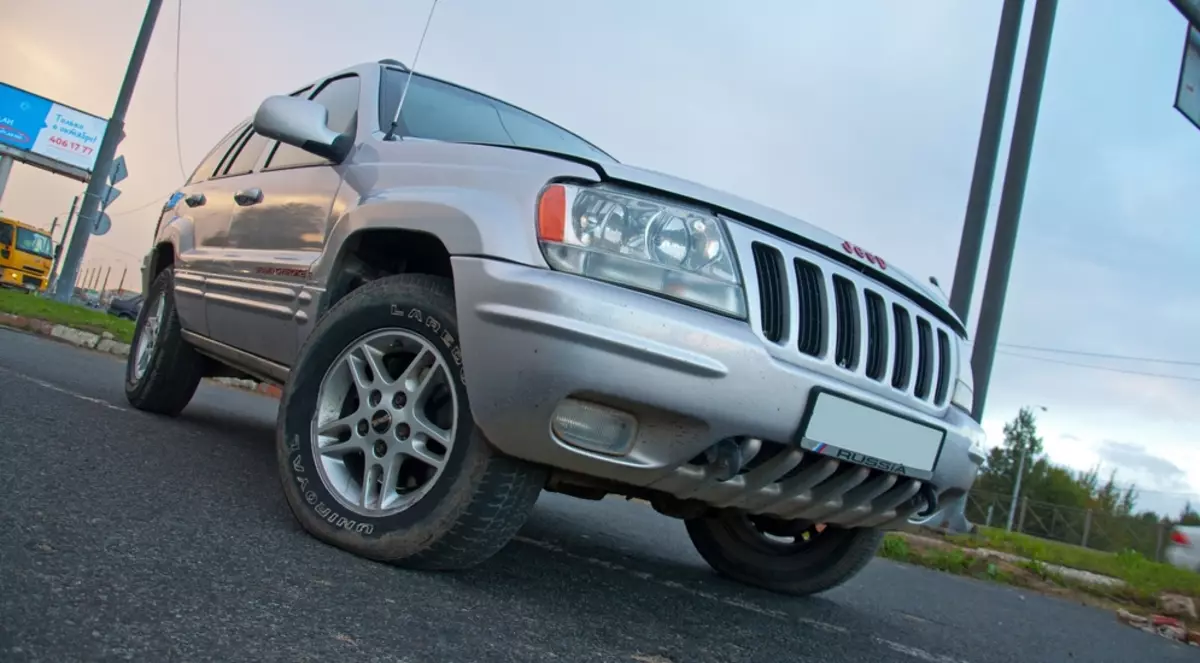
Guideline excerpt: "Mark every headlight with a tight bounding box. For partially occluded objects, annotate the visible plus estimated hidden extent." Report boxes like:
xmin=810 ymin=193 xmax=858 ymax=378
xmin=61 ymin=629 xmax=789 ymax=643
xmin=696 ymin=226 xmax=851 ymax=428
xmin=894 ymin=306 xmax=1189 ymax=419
xmin=536 ymin=183 xmax=746 ymax=318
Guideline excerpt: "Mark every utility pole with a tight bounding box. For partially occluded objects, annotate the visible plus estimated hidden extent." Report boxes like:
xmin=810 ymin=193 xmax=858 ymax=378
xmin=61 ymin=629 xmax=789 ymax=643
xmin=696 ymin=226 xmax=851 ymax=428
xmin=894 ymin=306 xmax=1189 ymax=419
xmin=972 ymin=0 xmax=1059 ymax=418
xmin=1005 ymin=405 xmax=1048 ymax=531
xmin=936 ymin=0 xmax=1027 ymax=536
xmin=51 ymin=0 xmax=163 ymax=302
xmin=0 ymin=155 xmax=13 ymax=208
xmin=47 ymin=195 xmax=79 ymax=291
xmin=49 ymin=216 xmax=59 ymax=236
xmin=101 ymin=266 xmax=112 ymax=297
xmin=949 ymin=0 xmax=1027 ymax=324
xmin=117 ymin=266 xmax=127 ymax=294
xmin=1005 ymin=444 xmax=1029 ymax=532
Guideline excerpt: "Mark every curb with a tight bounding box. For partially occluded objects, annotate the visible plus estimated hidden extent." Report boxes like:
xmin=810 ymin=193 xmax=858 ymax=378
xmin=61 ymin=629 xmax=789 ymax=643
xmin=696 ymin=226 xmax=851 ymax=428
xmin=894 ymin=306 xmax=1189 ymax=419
xmin=0 ymin=312 xmax=282 ymax=400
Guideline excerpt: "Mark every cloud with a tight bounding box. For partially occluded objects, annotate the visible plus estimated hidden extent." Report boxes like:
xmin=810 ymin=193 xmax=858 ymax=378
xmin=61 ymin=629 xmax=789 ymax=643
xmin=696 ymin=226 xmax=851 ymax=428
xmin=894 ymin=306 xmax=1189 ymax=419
xmin=1094 ymin=439 xmax=1191 ymax=492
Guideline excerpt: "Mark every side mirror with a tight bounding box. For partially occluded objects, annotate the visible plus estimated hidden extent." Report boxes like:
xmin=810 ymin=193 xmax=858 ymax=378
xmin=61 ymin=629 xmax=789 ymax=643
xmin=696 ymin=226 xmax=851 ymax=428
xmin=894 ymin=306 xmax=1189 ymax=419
xmin=54 ymin=244 xmax=62 ymax=259
xmin=253 ymin=96 xmax=353 ymax=163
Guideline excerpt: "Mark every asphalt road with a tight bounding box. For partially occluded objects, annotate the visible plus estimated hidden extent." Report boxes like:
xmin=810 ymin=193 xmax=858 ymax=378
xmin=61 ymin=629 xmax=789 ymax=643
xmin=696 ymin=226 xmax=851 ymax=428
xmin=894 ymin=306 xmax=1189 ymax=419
xmin=0 ymin=327 xmax=1191 ymax=663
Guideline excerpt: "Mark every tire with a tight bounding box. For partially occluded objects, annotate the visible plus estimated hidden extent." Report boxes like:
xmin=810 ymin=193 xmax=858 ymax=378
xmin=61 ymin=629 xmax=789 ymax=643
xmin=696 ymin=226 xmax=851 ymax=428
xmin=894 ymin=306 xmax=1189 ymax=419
xmin=685 ymin=511 xmax=884 ymax=596
xmin=276 ymin=274 xmax=547 ymax=571
xmin=124 ymin=267 xmax=205 ymax=416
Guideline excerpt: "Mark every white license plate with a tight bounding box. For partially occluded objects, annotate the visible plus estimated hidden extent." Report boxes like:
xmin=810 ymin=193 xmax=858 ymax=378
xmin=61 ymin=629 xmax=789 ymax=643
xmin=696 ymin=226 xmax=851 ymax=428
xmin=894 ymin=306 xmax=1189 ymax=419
xmin=798 ymin=390 xmax=945 ymax=480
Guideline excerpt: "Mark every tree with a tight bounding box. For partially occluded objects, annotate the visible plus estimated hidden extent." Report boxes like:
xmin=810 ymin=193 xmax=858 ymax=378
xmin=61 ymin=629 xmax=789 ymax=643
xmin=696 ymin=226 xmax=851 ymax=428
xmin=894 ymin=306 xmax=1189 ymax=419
xmin=1180 ymin=502 xmax=1200 ymax=526
xmin=977 ymin=406 xmax=1046 ymax=496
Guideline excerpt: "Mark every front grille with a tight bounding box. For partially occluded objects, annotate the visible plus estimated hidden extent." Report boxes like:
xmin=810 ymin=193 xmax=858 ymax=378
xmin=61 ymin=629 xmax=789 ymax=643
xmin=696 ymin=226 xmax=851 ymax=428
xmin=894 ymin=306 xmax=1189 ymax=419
xmin=21 ymin=266 xmax=45 ymax=276
xmin=748 ymin=236 xmax=956 ymax=409
xmin=21 ymin=275 xmax=42 ymax=288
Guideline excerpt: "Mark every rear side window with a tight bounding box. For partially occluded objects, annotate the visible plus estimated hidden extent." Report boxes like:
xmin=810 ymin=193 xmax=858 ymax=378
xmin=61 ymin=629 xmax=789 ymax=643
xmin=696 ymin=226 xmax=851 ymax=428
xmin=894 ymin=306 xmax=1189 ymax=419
xmin=0 ymin=222 xmax=12 ymax=247
xmin=265 ymin=75 xmax=361 ymax=170
xmin=188 ymin=122 xmax=249 ymax=184
xmin=221 ymin=131 xmax=271 ymax=177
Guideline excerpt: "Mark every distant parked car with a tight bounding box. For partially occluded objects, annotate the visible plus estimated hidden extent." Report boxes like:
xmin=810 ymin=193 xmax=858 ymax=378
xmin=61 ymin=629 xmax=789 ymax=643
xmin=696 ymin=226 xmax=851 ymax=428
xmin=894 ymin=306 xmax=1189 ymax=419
xmin=1165 ymin=525 xmax=1200 ymax=572
xmin=107 ymin=294 xmax=143 ymax=320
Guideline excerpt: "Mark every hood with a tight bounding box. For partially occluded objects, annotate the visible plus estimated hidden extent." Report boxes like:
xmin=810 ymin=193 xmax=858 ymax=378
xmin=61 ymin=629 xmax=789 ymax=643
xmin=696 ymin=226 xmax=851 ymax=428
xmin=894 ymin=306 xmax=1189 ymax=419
xmin=591 ymin=162 xmax=965 ymax=335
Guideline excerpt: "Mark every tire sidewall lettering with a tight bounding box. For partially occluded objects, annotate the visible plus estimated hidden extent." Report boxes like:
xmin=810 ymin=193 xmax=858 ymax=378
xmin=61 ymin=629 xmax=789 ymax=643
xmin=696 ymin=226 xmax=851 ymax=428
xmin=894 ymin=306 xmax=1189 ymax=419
xmin=280 ymin=296 xmax=472 ymax=537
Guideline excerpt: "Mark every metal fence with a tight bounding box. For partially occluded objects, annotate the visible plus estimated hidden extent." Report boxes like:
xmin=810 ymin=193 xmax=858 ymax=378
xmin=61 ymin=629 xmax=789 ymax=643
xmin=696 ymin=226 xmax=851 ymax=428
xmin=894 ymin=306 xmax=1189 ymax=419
xmin=964 ymin=490 xmax=1172 ymax=562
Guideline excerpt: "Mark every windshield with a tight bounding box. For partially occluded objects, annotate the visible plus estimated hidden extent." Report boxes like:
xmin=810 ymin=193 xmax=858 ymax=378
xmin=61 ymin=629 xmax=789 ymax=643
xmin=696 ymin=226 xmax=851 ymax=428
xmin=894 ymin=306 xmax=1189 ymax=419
xmin=379 ymin=69 xmax=616 ymax=164
xmin=15 ymin=227 xmax=54 ymax=259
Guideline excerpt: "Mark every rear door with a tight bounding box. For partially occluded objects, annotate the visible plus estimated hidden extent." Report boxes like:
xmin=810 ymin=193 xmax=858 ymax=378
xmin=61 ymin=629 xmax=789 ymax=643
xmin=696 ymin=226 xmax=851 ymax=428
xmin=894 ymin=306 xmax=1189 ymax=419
xmin=166 ymin=121 xmax=250 ymax=336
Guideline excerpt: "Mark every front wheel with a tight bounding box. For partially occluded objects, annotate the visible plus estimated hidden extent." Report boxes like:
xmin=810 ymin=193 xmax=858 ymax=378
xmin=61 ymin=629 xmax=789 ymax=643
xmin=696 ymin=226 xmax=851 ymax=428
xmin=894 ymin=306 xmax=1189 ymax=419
xmin=276 ymin=274 xmax=546 ymax=570
xmin=685 ymin=511 xmax=883 ymax=596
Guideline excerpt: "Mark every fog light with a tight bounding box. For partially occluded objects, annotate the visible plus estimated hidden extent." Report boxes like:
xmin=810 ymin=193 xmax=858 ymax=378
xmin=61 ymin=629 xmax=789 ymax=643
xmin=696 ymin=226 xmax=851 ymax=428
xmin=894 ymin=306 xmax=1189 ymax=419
xmin=550 ymin=398 xmax=638 ymax=456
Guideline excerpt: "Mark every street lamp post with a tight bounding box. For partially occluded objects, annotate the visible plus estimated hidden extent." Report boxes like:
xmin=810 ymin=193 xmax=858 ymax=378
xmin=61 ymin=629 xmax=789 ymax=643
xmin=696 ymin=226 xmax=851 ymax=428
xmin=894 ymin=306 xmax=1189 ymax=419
xmin=1005 ymin=405 xmax=1048 ymax=532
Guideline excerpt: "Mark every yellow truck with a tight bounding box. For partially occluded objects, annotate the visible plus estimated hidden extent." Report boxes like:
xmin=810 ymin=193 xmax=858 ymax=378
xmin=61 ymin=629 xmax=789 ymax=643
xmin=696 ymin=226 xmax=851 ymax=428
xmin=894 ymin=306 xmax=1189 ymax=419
xmin=0 ymin=216 xmax=54 ymax=292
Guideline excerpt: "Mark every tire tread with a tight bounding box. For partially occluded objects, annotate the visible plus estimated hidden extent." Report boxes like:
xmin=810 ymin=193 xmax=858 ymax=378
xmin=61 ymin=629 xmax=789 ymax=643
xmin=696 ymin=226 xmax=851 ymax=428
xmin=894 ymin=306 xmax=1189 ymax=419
xmin=125 ymin=268 xmax=204 ymax=416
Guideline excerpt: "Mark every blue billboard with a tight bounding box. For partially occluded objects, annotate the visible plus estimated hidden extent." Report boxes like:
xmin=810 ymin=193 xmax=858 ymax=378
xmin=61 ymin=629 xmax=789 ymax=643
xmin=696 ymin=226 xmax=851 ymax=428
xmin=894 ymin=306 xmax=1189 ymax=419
xmin=0 ymin=82 xmax=109 ymax=181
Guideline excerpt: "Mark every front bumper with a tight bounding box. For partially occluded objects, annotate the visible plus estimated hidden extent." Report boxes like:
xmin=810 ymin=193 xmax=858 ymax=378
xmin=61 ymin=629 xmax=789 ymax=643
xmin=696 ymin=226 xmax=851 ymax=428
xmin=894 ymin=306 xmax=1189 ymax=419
xmin=0 ymin=268 xmax=44 ymax=291
xmin=452 ymin=257 xmax=985 ymax=528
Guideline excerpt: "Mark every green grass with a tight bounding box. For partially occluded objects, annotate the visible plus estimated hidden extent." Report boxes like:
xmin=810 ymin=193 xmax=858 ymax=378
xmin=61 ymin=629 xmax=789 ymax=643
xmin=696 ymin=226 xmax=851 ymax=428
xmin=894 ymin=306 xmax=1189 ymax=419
xmin=948 ymin=526 xmax=1200 ymax=599
xmin=883 ymin=528 xmax=1200 ymax=612
xmin=0 ymin=289 xmax=136 ymax=343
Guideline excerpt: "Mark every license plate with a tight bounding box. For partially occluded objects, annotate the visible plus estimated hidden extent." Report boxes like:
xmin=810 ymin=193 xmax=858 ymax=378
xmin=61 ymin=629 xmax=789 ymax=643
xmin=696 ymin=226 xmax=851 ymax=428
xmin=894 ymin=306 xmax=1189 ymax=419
xmin=796 ymin=390 xmax=945 ymax=480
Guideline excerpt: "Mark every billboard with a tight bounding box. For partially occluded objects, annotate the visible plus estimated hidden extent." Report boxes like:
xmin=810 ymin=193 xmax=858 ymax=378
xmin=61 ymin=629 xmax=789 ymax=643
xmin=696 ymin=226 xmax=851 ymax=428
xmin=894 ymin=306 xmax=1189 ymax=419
xmin=1176 ymin=26 xmax=1200 ymax=132
xmin=0 ymin=82 xmax=109 ymax=183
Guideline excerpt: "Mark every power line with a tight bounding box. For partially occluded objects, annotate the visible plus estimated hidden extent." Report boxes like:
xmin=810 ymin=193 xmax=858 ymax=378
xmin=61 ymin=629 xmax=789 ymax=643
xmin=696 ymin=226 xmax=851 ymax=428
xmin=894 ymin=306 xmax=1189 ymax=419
xmin=998 ymin=350 xmax=1200 ymax=383
xmin=173 ymin=0 xmax=187 ymax=180
xmin=999 ymin=342 xmax=1200 ymax=367
xmin=106 ymin=191 xmax=175 ymax=216
xmin=89 ymin=239 xmax=146 ymax=260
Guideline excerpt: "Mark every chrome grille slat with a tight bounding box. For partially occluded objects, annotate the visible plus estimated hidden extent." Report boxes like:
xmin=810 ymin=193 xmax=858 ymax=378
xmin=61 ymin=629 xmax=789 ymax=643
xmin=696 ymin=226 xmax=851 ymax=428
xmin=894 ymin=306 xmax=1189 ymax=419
xmin=907 ymin=311 xmax=922 ymax=399
xmin=741 ymin=224 xmax=958 ymax=412
xmin=831 ymin=275 xmax=859 ymax=370
xmin=794 ymin=259 xmax=825 ymax=356
xmin=751 ymin=243 xmax=787 ymax=343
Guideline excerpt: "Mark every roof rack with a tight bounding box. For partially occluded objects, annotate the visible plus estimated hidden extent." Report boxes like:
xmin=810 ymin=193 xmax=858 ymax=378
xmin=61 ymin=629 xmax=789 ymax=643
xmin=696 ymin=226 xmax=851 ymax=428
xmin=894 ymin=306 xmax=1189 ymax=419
xmin=378 ymin=58 xmax=409 ymax=71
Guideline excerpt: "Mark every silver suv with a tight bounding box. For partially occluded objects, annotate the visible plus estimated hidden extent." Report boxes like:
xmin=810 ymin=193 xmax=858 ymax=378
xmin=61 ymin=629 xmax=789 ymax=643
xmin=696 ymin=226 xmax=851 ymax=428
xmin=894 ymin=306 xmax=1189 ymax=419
xmin=129 ymin=60 xmax=986 ymax=596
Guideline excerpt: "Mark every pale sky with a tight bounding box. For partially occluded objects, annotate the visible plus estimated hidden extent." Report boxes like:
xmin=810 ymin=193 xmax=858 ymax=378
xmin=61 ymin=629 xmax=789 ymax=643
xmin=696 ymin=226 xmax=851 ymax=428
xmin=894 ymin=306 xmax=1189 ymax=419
xmin=2 ymin=0 xmax=1198 ymax=517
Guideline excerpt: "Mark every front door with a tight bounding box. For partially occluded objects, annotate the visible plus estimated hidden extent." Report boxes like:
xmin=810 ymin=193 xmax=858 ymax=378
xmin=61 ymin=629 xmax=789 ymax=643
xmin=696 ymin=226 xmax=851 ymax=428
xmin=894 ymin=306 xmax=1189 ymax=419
xmin=203 ymin=73 xmax=362 ymax=367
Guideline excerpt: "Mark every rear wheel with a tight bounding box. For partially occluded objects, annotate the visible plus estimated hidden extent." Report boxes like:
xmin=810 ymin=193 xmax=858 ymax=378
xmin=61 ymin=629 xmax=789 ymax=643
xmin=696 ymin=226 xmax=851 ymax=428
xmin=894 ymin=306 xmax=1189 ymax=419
xmin=277 ymin=274 xmax=546 ymax=570
xmin=124 ymin=268 xmax=205 ymax=416
xmin=685 ymin=511 xmax=883 ymax=596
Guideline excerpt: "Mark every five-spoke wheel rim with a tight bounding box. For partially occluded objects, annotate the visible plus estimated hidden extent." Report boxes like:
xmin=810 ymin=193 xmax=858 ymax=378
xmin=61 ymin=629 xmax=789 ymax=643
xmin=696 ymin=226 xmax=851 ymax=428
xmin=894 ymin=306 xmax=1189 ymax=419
xmin=131 ymin=293 xmax=165 ymax=382
xmin=311 ymin=328 xmax=459 ymax=517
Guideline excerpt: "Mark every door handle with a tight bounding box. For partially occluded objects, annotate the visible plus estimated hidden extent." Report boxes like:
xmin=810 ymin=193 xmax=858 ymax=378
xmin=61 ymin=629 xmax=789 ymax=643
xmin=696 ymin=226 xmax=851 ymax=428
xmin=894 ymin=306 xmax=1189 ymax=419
xmin=184 ymin=192 xmax=206 ymax=208
xmin=234 ymin=188 xmax=264 ymax=206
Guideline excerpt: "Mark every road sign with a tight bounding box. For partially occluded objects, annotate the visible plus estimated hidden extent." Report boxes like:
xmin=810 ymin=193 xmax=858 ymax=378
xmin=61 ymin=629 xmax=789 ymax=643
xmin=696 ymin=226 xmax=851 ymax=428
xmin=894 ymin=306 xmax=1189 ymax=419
xmin=1176 ymin=26 xmax=1200 ymax=131
xmin=91 ymin=211 xmax=111 ymax=236
xmin=101 ymin=184 xmax=121 ymax=209
xmin=109 ymin=154 xmax=127 ymax=185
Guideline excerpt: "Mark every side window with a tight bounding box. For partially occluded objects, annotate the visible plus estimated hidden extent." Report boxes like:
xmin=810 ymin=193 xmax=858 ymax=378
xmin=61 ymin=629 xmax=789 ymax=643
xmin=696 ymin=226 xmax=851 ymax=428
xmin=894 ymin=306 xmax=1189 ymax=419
xmin=220 ymin=131 xmax=271 ymax=177
xmin=0 ymin=222 xmax=12 ymax=247
xmin=265 ymin=75 xmax=360 ymax=170
xmin=187 ymin=122 xmax=249 ymax=185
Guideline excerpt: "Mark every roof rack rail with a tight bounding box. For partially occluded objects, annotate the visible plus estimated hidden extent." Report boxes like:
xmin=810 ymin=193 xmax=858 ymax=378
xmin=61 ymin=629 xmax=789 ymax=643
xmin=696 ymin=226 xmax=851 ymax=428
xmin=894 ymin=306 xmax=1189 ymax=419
xmin=378 ymin=58 xmax=409 ymax=70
